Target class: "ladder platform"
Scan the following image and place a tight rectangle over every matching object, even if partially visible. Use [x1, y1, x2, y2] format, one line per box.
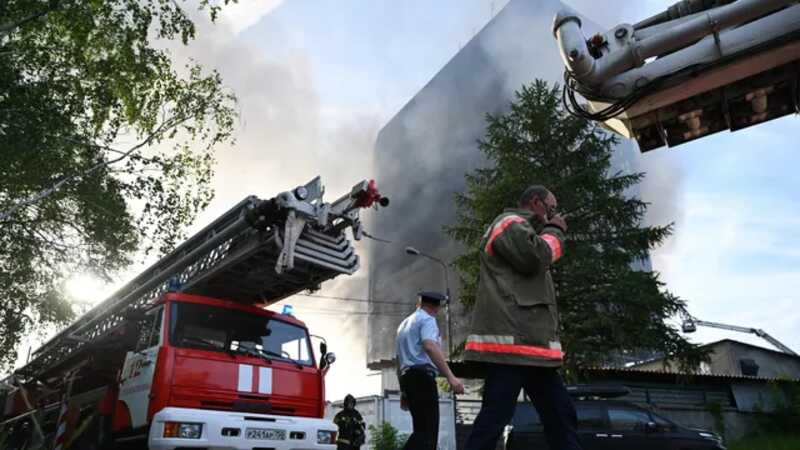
[13, 177, 387, 381]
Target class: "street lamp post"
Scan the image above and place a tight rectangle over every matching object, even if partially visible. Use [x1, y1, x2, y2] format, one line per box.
[405, 245, 459, 432]
[404, 246, 453, 359]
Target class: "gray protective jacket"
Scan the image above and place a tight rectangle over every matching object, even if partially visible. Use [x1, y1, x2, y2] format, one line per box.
[463, 208, 566, 368]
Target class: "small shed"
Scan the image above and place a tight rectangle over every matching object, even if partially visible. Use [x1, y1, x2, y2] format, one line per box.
[634, 339, 800, 379]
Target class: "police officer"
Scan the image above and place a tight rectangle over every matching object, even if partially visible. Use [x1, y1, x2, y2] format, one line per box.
[463, 185, 582, 450]
[396, 291, 464, 450]
[334, 394, 366, 450]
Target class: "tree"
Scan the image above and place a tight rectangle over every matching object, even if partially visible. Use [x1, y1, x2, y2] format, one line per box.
[447, 80, 706, 371]
[368, 422, 407, 450]
[0, 0, 236, 370]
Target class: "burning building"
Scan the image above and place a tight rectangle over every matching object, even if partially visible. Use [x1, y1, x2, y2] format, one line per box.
[367, 0, 645, 381]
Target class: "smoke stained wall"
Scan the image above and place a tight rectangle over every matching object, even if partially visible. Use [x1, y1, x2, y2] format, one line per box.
[367, 0, 658, 367]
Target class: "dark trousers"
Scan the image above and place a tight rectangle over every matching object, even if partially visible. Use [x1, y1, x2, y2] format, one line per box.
[400, 369, 439, 450]
[465, 364, 582, 450]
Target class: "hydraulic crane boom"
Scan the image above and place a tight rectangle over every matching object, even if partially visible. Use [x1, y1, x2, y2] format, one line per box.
[682, 317, 797, 355]
[12, 177, 388, 382]
[553, 0, 800, 151]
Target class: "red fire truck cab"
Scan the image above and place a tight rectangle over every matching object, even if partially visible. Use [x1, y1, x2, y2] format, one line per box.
[116, 292, 338, 450]
[1, 178, 386, 450]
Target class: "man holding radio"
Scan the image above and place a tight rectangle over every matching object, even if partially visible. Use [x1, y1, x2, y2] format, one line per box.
[463, 185, 582, 450]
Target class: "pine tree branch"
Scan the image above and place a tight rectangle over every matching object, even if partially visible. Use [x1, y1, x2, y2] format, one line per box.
[447, 78, 707, 368]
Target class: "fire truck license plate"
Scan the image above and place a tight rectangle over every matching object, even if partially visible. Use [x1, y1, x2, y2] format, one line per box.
[246, 428, 286, 440]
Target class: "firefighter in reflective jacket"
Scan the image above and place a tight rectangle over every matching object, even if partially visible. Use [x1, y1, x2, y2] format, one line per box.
[463, 185, 583, 450]
[334, 394, 366, 450]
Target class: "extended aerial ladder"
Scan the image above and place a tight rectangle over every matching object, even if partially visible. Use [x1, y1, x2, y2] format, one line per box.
[8, 177, 389, 385]
[553, 0, 800, 151]
[681, 315, 797, 355]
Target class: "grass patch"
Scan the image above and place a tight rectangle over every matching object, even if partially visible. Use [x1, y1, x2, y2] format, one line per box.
[728, 433, 800, 450]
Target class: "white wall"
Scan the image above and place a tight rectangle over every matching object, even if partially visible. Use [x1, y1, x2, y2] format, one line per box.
[326, 393, 456, 450]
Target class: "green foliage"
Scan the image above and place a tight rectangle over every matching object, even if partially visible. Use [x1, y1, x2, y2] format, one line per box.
[437, 377, 452, 393]
[753, 380, 800, 433]
[447, 79, 706, 370]
[706, 401, 726, 436]
[369, 422, 408, 450]
[729, 433, 800, 450]
[0, 0, 236, 369]
[368, 422, 407, 450]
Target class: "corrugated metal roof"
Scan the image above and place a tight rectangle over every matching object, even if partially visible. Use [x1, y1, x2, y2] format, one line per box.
[632, 339, 800, 366]
[705, 339, 800, 358]
[583, 366, 800, 383]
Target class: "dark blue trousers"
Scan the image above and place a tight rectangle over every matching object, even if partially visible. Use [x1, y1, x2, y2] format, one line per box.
[400, 369, 439, 450]
[465, 364, 582, 450]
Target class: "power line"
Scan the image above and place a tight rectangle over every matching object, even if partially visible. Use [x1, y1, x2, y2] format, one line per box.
[271, 303, 413, 317]
[294, 293, 411, 307]
[281, 307, 410, 317]
[362, 230, 393, 244]
[285, 305, 412, 315]
[293, 311, 409, 317]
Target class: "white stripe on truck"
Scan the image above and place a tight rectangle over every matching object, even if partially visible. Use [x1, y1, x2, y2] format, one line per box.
[238, 364, 253, 392]
[258, 367, 272, 394]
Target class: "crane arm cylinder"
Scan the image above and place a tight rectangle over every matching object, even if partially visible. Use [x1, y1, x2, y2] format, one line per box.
[554, 0, 796, 87]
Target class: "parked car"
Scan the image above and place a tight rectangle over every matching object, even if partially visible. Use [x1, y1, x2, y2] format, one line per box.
[502, 392, 725, 450]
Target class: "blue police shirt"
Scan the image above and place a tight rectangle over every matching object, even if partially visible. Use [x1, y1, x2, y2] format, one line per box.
[396, 308, 440, 374]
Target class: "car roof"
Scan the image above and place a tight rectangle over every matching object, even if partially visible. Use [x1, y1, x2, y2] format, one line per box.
[574, 399, 640, 407]
[513, 398, 684, 429]
[515, 398, 642, 410]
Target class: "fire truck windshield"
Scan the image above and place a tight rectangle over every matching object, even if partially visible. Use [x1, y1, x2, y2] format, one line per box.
[169, 302, 314, 366]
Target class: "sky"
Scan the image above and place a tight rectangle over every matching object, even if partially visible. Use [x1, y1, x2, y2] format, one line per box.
[26, 0, 800, 401]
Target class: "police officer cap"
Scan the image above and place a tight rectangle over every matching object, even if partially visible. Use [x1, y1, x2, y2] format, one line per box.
[418, 291, 447, 306]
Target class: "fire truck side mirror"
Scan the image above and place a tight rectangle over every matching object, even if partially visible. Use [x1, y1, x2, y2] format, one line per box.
[320, 351, 336, 371]
[320, 342, 328, 356]
[324, 352, 337, 366]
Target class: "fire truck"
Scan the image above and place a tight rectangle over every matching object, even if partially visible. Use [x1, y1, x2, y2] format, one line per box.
[553, 0, 800, 151]
[0, 177, 389, 450]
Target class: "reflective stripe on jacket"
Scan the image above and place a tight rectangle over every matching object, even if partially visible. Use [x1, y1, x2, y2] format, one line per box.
[463, 208, 566, 368]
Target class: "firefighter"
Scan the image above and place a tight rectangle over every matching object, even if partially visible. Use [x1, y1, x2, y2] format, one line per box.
[334, 394, 365, 450]
[463, 185, 582, 450]
[396, 291, 464, 450]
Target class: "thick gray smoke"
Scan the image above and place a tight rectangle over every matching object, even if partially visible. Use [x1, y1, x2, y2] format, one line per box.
[635, 151, 687, 271]
[153, 8, 387, 399]
[163, 15, 382, 210]
[157, 0, 685, 390]
[367, 0, 684, 365]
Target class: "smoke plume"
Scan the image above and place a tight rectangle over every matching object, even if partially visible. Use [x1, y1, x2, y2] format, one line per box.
[155, 6, 386, 399]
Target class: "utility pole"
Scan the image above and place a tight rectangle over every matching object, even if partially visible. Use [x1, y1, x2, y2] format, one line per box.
[405, 246, 453, 357]
[405, 246, 459, 435]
